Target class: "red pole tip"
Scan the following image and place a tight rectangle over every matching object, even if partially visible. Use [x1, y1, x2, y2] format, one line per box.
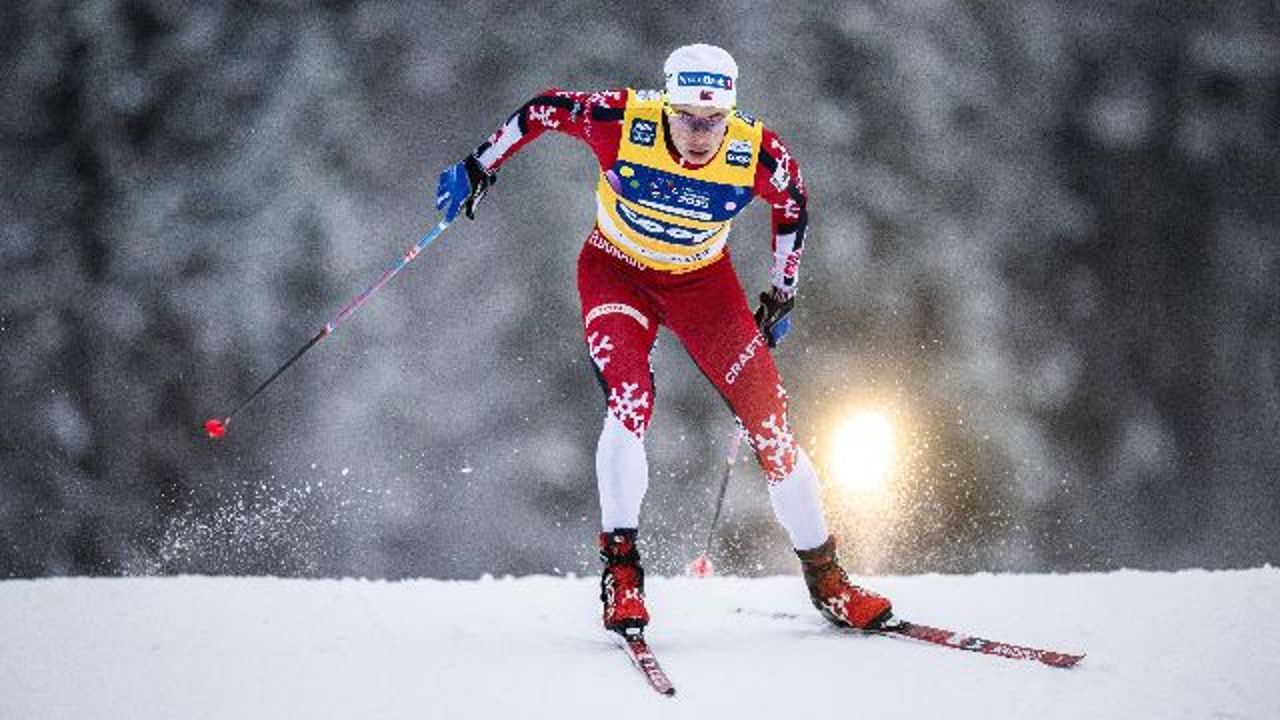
[204, 418, 227, 439]
[689, 555, 714, 578]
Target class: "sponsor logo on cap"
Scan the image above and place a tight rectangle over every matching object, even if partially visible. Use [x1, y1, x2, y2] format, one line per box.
[677, 72, 733, 90]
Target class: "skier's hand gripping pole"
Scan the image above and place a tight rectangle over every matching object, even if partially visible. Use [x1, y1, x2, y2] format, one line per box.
[753, 287, 795, 348]
[203, 216, 453, 439]
[436, 154, 498, 222]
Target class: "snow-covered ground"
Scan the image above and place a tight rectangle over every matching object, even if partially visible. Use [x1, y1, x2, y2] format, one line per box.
[3, 568, 1277, 719]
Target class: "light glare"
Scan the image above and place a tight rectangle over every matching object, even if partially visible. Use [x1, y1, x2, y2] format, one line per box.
[830, 412, 896, 493]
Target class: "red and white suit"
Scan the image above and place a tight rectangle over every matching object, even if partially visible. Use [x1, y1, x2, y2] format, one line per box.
[472, 88, 828, 549]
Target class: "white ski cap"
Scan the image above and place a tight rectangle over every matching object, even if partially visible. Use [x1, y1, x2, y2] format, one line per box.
[663, 44, 738, 109]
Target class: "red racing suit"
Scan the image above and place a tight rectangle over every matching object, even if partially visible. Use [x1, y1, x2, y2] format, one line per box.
[471, 88, 809, 483]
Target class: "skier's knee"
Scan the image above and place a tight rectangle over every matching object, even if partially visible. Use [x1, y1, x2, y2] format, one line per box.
[605, 380, 652, 439]
[742, 412, 799, 483]
[586, 338, 655, 440]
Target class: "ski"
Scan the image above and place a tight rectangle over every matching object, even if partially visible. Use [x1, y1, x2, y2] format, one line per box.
[614, 629, 677, 696]
[877, 616, 1084, 668]
[736, 609, 1084, 668]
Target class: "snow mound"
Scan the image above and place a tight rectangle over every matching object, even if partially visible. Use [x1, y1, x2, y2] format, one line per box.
[2, 568, 1277, 719]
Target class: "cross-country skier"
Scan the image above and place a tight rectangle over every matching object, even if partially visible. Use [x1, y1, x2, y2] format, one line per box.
[435, 44, 892, 633]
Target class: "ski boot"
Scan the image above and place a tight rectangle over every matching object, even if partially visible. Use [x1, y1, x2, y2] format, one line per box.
[599, 529, 649, 634]
[797, 536, 893, 630]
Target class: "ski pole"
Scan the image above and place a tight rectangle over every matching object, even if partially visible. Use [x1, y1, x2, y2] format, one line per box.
[203, 217, 452, 439]
[689, 426, 744, 577]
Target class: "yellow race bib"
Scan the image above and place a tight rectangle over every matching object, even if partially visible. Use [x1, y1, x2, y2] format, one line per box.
[595, 90, 763, 272]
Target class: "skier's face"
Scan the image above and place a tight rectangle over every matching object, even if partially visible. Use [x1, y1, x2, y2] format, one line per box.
[665, 104, 730, 164]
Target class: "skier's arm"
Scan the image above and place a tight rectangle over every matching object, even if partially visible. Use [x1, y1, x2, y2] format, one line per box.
[473, 88, 627, 172]
[751, 129, 807, 346]
[754, 128, 808, 297]
[436, 89, 626, 221]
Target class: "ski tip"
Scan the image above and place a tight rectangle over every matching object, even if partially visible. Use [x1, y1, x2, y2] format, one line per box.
[1043, 652, 1086, 669]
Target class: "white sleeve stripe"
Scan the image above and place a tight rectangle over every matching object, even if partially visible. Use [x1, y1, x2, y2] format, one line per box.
[771, 233, 801, 289]
[476, 115, 523, 170]
[775, 231, 798, 253]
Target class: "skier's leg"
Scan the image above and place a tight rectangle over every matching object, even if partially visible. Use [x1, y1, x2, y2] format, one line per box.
[765, 447, 830, 550]
[661, 260, 891, 628]
[596, 415, 648, 531]
[659, 261, 827, 549]
[578, 240, 661, 532]
[578, 236, 660, 631]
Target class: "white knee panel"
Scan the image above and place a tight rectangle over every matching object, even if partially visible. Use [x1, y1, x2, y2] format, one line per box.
[596, 414, 649, 531]
[767, 448, 831, 551]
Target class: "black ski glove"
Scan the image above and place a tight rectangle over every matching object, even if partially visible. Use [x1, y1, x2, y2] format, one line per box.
[753, 288, 795, 348]
[436, 154, 498, 221]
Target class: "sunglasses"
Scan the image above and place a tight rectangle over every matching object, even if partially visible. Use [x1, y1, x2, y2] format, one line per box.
[664, 104, 730, 133]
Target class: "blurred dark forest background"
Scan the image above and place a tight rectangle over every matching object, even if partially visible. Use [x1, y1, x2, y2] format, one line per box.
[2, 0, 1277, 580]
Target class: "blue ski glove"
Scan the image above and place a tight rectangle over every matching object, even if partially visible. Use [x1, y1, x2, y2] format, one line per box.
[754, 289, 795, 348]
[435, 155, 497, 222]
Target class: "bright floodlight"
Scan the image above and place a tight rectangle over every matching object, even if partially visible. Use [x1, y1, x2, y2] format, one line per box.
[830, 412, 896, 493]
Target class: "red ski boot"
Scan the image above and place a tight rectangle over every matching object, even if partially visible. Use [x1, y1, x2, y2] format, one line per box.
[797, 536, 892, 630]
[599, 529, 649, 633]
